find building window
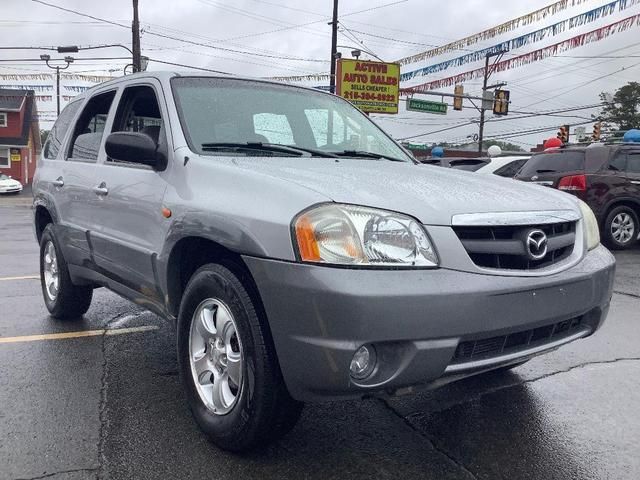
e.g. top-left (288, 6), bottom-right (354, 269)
top-left (0, 112), bottom-right (7, 127)
top-left (0, 148), bottom-right (10, 168)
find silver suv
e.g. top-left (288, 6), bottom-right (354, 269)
top-left (33, 72), bottom-right (615, 452)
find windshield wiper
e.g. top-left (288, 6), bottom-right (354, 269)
top-left (202, 142), bottom-right (305, 156)
top-left (535, 169), bottom-right (557, 173)
top-left (333, 150), bottom-right (408, 163)
top-left (201, 142), bottom-right (339, 158)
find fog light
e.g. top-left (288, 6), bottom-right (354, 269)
top-left (350, 344), bottom-right (376, 380)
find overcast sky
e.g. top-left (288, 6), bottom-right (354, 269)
top-left (1, 0), bottom-right (639, 148)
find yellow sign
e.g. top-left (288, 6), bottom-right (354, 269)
top-left (336, 59), bottom-right (400, 114)
top-left (10, 149), bottom-right (21, 162)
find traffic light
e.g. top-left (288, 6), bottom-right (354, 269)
top-left (492, 89), bottom-right (510, 115)
top-left (592, 122), bottom-right (602, 141)
top-left (453, 84), bottom-right (463, 111)
top-left (557, 125), bottom-right (570, 143)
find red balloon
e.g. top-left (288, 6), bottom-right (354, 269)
top-left (544, 137), bottom-right (563, 149)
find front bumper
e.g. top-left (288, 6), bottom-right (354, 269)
top-left (0, 185), bottom-right (22, 193)
top-left (243, 245), bottom-right (615, 402)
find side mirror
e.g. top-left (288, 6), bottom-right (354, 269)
top-left (105, 132), bottom-right (159, 168)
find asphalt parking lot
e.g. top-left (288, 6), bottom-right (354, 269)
top-left (1, 197), bottom-right (639, 480)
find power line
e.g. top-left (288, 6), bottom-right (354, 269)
top-left (395, 104), bottom-right (605, 141)
top-left (31, 0), bottom-right (329, 63)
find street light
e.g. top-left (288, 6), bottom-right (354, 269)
top-left (40, 54), bottom-right (74, 116)
top-left (123, 55), bottom-right (149, 75)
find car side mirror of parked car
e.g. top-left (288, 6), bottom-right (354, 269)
top-left (105, 132), bottom-right (162, 169)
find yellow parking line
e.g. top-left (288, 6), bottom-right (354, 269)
top-left (0, 325), bottom-right (159, 344)
top-left (0, 275), bottom-right (39, 281)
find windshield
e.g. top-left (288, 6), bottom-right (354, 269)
top-left (519, 151), bottom-right (585, 176)
top-left (171, 77), bottom-right (411, 161)
top-left (0, 174), bottom-right (10, 180)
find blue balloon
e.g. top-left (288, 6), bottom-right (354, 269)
top-left (431, 146), bottom-right (444, 158)
top-left (623, 129), bottom-right (640, 143)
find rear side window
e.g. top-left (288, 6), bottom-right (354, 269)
top-left (627, 153), bottom-right (640, 174)
top-left (519, 151), bottom-right (585, 176)
top-left (608, 152), bottom-right (626, 172)
top-left (494, 158), bottom-right (528, 177)
top-left (67, 91), bottom-right (116, 163)
top-left (43, 101), bottom-right (82, 159)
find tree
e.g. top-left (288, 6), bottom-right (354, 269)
top-left (481, 140), bottom-right (524, 152)
top-left (597, 82), bottom-right (640, 131)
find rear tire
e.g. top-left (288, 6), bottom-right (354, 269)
top-left (39, 225), bottom-right (93, 319)
top-left (603, 206), bottom-right (638, 250)
top-left (177, 263), bottom-right (303, 452)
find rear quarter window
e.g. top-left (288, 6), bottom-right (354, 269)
top-left (43, 100), bottom-right (82, 159)
top-left (518, 151), bottom-right (585, 176)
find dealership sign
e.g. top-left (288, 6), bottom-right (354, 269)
top-left (336, 59), bottom-right (400, 114)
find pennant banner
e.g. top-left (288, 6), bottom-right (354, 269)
top-left (266, 0), bottom-right (592, 83)
top-left (401, 0), bottom-right (639, 82)
top-left (401, 14), bottom-right (640, 94)
top-left (397, 0), bottom-right (591, 66)
top-left (268, 72), bottom-right (332, 82)
top-left (0, 84), bottom-right (53, 92)
top-left (0, 73), bottom-right (114, 82)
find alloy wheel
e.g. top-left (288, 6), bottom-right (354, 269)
top-left (43, 241), bottom-right (59, 301)
top-left (189, 298), bottom-right (243, 415)
top-left (611, 212), bottom-right (635, 244)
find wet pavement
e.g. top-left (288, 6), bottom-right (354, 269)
top-left (1, 201), bottom-right (639, 480)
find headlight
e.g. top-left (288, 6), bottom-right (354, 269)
top-left (293, 204), bottom-right (438, 267)
top-left (578, 200), bottom-right (600, 251)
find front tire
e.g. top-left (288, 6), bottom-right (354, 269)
top-left (39, 225), bottom-right (93, 319)
top-left (603, 206), bottom-right (638, 250)
top-left (177, 263), bottom-right (302, 452)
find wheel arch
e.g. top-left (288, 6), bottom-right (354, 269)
top-left (33, 197), bottom-right (58, 243)
top-left (602, 197), bottom-right (640, 227)
top-left (163, 235), bottom-right (263, 319)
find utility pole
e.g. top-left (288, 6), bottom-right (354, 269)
top-left (477, 55), bottom-right (490, 154)
top-left (328, 0), bottom-right (339, 94)
top-left (132, 0), bottom-right (141, 72)
top-left (477, 51), bottom-right (506, 154)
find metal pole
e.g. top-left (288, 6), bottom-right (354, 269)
top-left (329, 0), bottom-right (339, 94)
top-left (478, 54), bottom-right (489, 154)
top-left (132, 0), bottom-right (141, 72)
top-left (56, 66), bottom-right (60, 116)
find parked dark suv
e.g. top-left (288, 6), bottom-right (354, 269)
top-left (516, 143), bottom-right (640, 249)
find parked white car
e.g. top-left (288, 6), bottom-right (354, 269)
top-left (0, 174), bottom-right (23, 194)
top-left (475, 156), bottom-right (530, 177)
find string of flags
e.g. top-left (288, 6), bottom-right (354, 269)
top-left (266, 0), bottom-right (596, 84)
top-left (400, 0), bottom-right (640, 82)
top-left (396, 0), bottom-right (592, 67)
top-left (0, 73), bottom-right (113, 82)
top-left (401, 13), bottom-right (640, 94)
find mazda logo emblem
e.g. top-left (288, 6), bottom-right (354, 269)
top-left (525, 229), bottom-right (548, 260)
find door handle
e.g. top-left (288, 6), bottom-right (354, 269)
top-left (631, 180), bottom-right (640, 185)
top-left (52, 177), bottom-right (64, 187)
top-left (93, 182), bottom-right (109, 196)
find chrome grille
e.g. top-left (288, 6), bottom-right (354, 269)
top-left (453, 221), bottom-right (576, 270)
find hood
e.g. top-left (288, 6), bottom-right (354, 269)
top-left (231, 157), bottom-right (579, 225)
top-left (0, 178), bottom-right (21, 187)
